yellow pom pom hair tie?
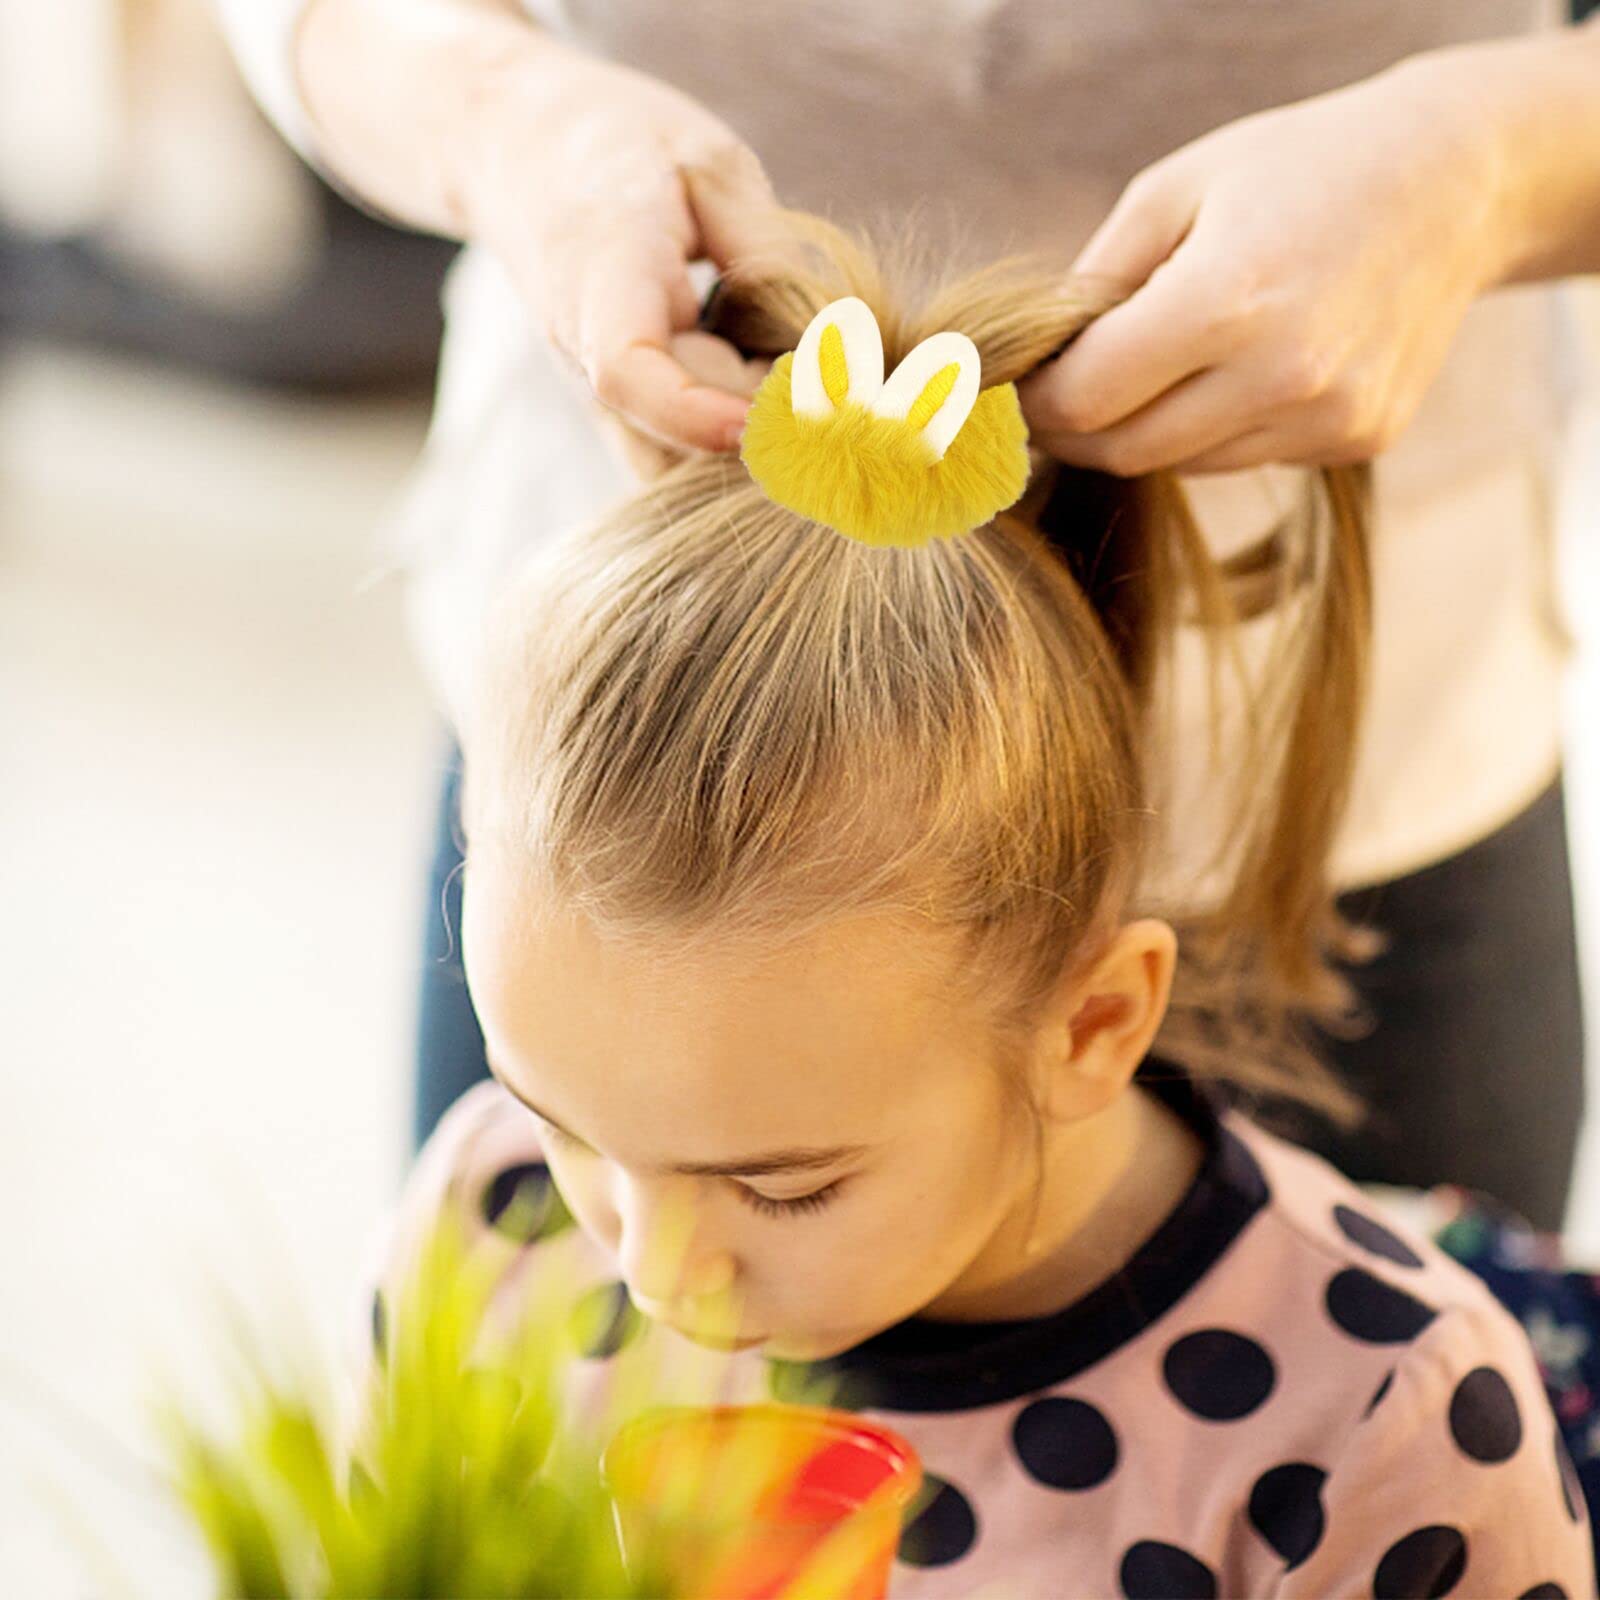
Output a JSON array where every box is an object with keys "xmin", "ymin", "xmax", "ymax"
[{"xmin": 737, "ymin": 295, "xmax": 1032, "ymax": 548}]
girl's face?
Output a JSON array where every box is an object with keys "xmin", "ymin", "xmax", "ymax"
[{"xmin": 461, "ymin": 863, "xmax": 1044, "ymax": 1362}]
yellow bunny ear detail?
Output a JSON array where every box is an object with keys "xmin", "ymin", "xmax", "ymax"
[
  {"xmin": 790, "ymin": 295, "xmax": 883, "ymax": 417},
  {"xmin": 870, "ymin": 330, "xmax": 981, "ymax": 461},
  {"xmin": 739, "ymin": 296, "xmax": 1031, "ymax": 549}
]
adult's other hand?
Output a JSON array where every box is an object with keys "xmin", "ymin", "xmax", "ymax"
[
  {"xmin": 458, "ymin": 48, "xmax": 784, "ymax": 457},
  {"xmin": 1019, "ymin": 53, "xmax": 1519, "ymax": 476}
]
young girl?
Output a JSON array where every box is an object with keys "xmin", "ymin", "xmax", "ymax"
[{"xmin": 351, "ymin": 216, "xmax": 1596, "ymax": 1598}]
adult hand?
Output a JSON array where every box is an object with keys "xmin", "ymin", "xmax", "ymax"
[
  {"xmin": 589, "ymin": 331, "xmax": 773, "ymax": 482},
  {"xmin": 1018, "ymin": 54, "xmax": 1516, "ymax": 475},
  {"xmin": 457, "ymin": 45, "xmax": 784, "ymax": 456}
]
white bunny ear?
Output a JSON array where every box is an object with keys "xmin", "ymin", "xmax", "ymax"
[
  {"xmin": 869, "ymin": 332, "xmax": 982, "ymax": 461},
  {"xmin": 789, "ymin": 296, "xmax": 885, "ymax": 418}
]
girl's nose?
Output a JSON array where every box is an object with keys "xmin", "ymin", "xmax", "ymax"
[{"xmin": 613, "ymin": 1174, "xmax": 735, "ymax": 1307}]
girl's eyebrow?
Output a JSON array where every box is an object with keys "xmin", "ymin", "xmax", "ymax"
[
  {"xmin": 673, "ymin": 1145, "xmax": 869, "ymax": 1179},
  {"xmin": 489, "ymin": 1070, "xmax": 869, "ymax": 1177}
]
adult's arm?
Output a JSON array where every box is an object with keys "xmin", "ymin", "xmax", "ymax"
[
  {"xmin": 213, "ymin": 0, "xmax": 569, "ymax": 238},
  {"xmin": 1483, "ymin": 15, "xmax": 1600, "ymax": 283},
  {"xmin": 214, "ymin": 0, "xmax": 782, "ymax": 457}
]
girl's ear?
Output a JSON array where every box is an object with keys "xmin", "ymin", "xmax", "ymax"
[
  {"xmin": 790, "ymin": 296, "xmax": 884, "ymax": 418},
  {"xmin": 1032, "ymin": 919, "xmax": 1178, "ymax": 1124}
]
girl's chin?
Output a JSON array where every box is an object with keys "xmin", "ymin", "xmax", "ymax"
[
  {"xmin": 762, "ymin": 1327, "xmax": 870, "ymax": 1362},
  {"xmin": 662, "ymin": 1320, "xmax": 767, "ymax": 1353},
  {"xmin": 660, "ymin": 1314, "xmax": 894, "ymax": 1362}
]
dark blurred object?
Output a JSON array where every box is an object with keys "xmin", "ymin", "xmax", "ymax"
[{"xmin": 0, "ymin": 175, "xmax": 455, "ymax": 394}]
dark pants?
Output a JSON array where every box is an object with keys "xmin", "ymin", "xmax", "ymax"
[
  {"xmin": 411, "ymin": 748, "xmax": 1587, "ymax": 1231},
  {"xmin": 1280, "ymin": 775, "xmax": 1587, "ymax": 1233}
]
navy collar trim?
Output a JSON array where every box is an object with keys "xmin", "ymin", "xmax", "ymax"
[{"xmin": 766, "ymin": 1064, "xmax": 1270, "ymax": 1414}]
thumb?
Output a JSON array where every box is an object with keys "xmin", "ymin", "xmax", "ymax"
[
  {"xmin": 1069, "ymin": 158, "xmax": 1199, "ymax": 287},
  {"xmin": 678, "ymin": 150, "xmax": 789, "ymax": 271}
]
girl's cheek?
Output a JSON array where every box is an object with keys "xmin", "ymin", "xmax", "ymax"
[{"xmin": 749, "ymin": 1218, "xmax": 881, "ymax": 1302}]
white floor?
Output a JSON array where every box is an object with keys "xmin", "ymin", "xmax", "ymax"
[
  {"xmin": 1, "ymin": 329, "xmax": 1598, "ymax": 1598},
  {"xmin": 0, "ymin": 344, "xmax": 438, "ymax": 1596}
]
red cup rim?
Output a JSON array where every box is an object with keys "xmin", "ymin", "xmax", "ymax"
[{"xmin": 601, "ymin": 1402, "xmax": 924, "ymax": 1527}]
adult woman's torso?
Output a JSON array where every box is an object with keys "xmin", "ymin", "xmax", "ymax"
[{"xmin": 399, "ymin": 0, "xmax": 1585, "ymax": 898}]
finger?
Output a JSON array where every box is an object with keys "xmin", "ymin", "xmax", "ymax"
[
  {"xmin": 591, "ymin": 343, "xmax": 750, "ymax": 455},
  {"xmin": 1167, "ymin": 428, "xmax": 1291, "ymax": 474},
  {"xmin": 1174, "ymin": 417, "xmax": 1385, "ymax": 473},
  {"xmin": 663, "ymin": 263, "xmax": 702, "ymax": 331},
  {"xmin": 678, "ymin": 151, "xmax": 786, "ymax": 271},
  {"xmin": 1023, "ymin": 158, "xmax": 1222, "ymax": 434},
  {"xmin": 669, "ymin": 329, "xmax": 770, "ymax": 396},
  {"xmin": 577, "ymin": 245, "xmax": 751, "ymax": 452},
  {"xmin": 1069, "ymin": 160, "xmax": 1197, "ymax": 285},
  {"xmin": 1023, "ymin": 241, "xmax": 1244, "ymax": 439},
  {"xmin": 1031, "ymin": 364, "xmax": 1270, "ymax": 477},
  {"xmin": 626, "ymin": 189, "xmax": 730, "ymax": 361}
]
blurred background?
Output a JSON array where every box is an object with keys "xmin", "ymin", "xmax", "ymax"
[{"xmin": 0, "ymin": 2, "xmax": 1597, "ymax": 1595}]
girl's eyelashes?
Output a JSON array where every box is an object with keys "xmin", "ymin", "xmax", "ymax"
[
  {"xmin": 737, "ymin": 1180, "xmax": 844, "ymax": 1220},
  {"xmin": 536, "ymin": 1113, "xmax": 846, "ymax": 1219}
]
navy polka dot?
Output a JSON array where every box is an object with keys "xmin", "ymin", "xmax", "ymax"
[
  {"xmin": 1119, "ymin": 1540, "xmax": 1217, "ymax": 1599},
  {"xmin": 1364, "ymin": 1369, "xmax": 1394, "ymax": 1418},
  {"xmin": 898, "ymin": 1474, "xmax": 978, "ymax": 1567},
  {"xmin": 371, "ymin": 1290, "xmax": 386, "ymax": 1359},
  {"xmin": 1247, "ymin": 1462, "xmax": 1326, "ymax": 1569},
  {"xmin": 1448, "ymin": 1367, "xmax": 1522, "ymax": 1463},
  {"xmin": 1333, "ymin": 1204, "xmax": 1425, "ymax": 1269},
  {"xmin": 569, "ymin": 1281, "xmax": 644, "ymax": 1360},
  {"xmin": 1012, "ymin": 1397, "xmax": 1119, "ymax": 1490},
  {"xmin": 1555, "ymin": 1426, "xmax": 1582, "ymax": 1522},
  {"xmin": 1373, "ymin": 1525, "xmax": 1467, "ymax": 1599},
  {"xmin": 482, "ymin": 1162, "xmax": 571, "ymax": 1243},
  {"xmin": 1325, "ymin": 1269, "xmax": 1437, "ymax": 1344},
  {"xmin": 1517, "ymin": 1585, "xmax": 1569, "ymax": 1599},
  {"xmin": 1163, "ymin": 1329, "xmax": 1276, "ymax": 1421}
]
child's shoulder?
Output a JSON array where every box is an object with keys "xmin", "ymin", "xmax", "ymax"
[
  {"xmin": 399, "ymin": 1078, "xmax": 603, "ymax": 1267},
  {"xmin": 1134, "ymin": 1111, "xmax": 1594, "ymax": 1592},
  {"xmin": 349, "ymin": 1081, "xmax": 609, "ymax": 1373},
  {"xmin": 1223, "ymin": 1105, "xmax": 1525, "ymax": 1334},
  {"xmin": 415, "ymin": 1076, "xmax": 554, "ymax": 1214},
  {"xmin": 1209, "ymin": 1107, "xmax": 1571, "ymax": 1453}
]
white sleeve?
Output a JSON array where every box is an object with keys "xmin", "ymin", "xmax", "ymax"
[{"xmin": 212, "ymin": 0, "xmax": 320, "ymax": 161}]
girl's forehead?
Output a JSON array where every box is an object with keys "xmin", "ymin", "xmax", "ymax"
[
  {"xmin": 468, "ymin": 883, "xmax": 997, "ymax": 1138},
  {"xmin": 471, "ymin": 870, "xmax": 971, "ymax": 1017}
]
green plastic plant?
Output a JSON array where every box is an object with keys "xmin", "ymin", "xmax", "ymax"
[
  {"xmin": 152, "ymin": 1180, "xmax": 896, "ymax": 1600},
  {"xmin": 156, "ymin": 1200, "xmax": 675, "ymax": 1599}
]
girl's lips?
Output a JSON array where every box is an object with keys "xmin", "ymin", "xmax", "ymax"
[{"xmin": 631, "ymin": 1290, "xmax": 761, "ymax": 1351}]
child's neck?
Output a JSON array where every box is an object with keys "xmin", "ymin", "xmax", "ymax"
[{"xmin": 919, "ymin": 1082, "xmax": 1206, "ymax": 1324}]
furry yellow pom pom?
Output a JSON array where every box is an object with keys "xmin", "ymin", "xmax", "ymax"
[{"xmin": 739, "ymin": 351, "xmax": 1032, "ymax": 548}]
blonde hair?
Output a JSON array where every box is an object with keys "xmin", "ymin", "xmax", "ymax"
[{"xmin": 464, "ymin": 201, "xmax": 1373, "ymax": 1131}]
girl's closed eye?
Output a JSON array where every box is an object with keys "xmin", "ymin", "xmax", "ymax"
[
  {"xmin": 533, "ymin": 1109, "xmax": 846, "ymax": 1218},
  {"xmin": 737, "ymin": 1180, "xmax": 845, "ymax": 1219}
]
